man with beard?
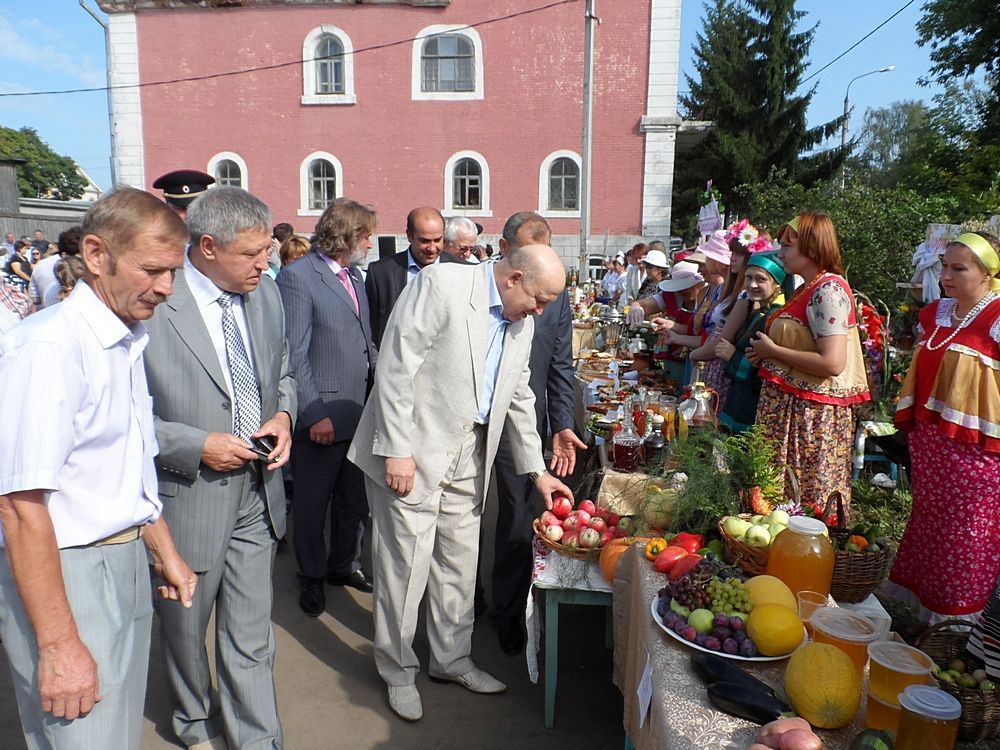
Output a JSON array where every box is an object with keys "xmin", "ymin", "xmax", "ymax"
[
  {"xmin": 143, "ymin": 186, "xmax": 296, "ymax": 750},
  {"xmin": 276, "ymin": 198, "xmax": 379, "ymax": 616}
]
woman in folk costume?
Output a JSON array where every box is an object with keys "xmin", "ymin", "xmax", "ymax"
[
  {"xmin": 887, "ymin": 231, "xmax": 1000, "ymax": 623},
  {"xmin": 746, "ymin": 212, "xmax": 870, "ymax": 508}
]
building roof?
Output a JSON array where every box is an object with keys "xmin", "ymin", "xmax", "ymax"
[{"xmin": 97, "ymin": 0, "xmax": 448, "ymax": 11}]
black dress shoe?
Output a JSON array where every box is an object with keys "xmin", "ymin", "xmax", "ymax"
[
  {"xmin": 299, "ymin": 578, "xmax": 326, "ymax": 617},
  {"xmin": 327, "ymin": 569, "xmax": 373, "ymax": 593},
  {"xmin": 496, "ymin": 619, "xmax": 525, "ymax": 655}
]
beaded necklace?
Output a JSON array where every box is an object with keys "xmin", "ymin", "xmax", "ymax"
[{"xmin": 923, "ymin": 291, "xmax": 998, "ymax": 351}]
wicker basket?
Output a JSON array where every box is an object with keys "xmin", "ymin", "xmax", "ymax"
[
  {"xmin": 532, "ymin": 519, "xmax": 602, "ymax": 561},
  {"xmin": 717, "ymin": 514, "xmax": 769, "ymax": 575},
  {"xmin": 819, "ymin": 492, "xmax": 893, "ymax": 603},
  {"xmin": 916, "ymin": 619, "xmax": 1000, "ymax": 743}
]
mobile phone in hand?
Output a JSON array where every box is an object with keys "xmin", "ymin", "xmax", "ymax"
[{"xmin": 249, "ymin": 435, "xmax": 278, "ymax": 462}]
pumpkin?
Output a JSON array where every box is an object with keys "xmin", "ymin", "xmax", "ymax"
[
  {"xmin": 784, "ymin": 643, "xmax": 861, "ymax": 729},
  {"xmin": 599, "ymin": 539, "xmax": 632, "ymax": 583}
]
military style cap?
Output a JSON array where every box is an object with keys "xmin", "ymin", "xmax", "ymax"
[{"xmin": 152, "ymin": 169, "xmax": 215, "ymax": 208}]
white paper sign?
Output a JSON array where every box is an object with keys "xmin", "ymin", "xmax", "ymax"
[{"xmin": 637, "ymin": 651, "xmax": 653, "ymax": 728}]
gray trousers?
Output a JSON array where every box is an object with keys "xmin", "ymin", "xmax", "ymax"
[
  {"xmin": 155, "ymin": 469, "xmax": 282, "ymax": 749},
  {"xmin": 0, "ymin": 537, "xmax": 152, "ymax": 750},
  {"xmin": 369, "ymin": 426, "xmax": 485, "ymax": 686}
]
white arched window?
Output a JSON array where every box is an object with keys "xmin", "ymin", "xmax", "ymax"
[
  {"xmin": 443, "ymin": 150, "xmax": 491, "ymax": 218},
  {"xmin": 538, "ymin": 150, "xmax": 582, "ymax": 218},
  {"xmin": 207, "ymin": 152, "xmax": 248, "ymax": 190},
  {"xmin": 412, "ymin": 25, "xmax": 484, "ymax": 101},
  {"xmin": 302, "ymin": 25, "xmax": 356, "ymax": 105},
  {"xmin": 298, "ymin": 151, "xmax": 344, "ymax": 217}
]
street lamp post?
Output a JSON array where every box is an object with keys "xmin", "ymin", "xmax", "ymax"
[{"xmin": 841, "ymin": 65, "xmax": 895, "ymax": 188}]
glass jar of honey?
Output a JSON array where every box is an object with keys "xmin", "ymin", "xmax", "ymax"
[
  {"xmin": 895, "ymin": 685, "xmax": 961, "ymax": 750},
  {"xmin": 765, "ymin": 516, "xmax": 835, "ymax": 599}
]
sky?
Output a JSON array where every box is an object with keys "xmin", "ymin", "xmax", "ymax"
[{"xmin": 0, "ymin": 0, "xmax": 941, "ymax": 192}]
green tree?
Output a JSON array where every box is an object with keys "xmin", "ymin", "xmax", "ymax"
[
  {"xmin": 849, "ymin": 100, "xmax": 928, "ymax": 188},
  {"xmin": 673, "ymin": 0, "xmax": 845, "ymax": 236},
  {"xmin": 0, "ymin": 127, "xmax": 87, "ymax": 201}
]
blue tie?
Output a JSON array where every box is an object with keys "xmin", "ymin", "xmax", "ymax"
[{"xmin": 217, "ymin": 293, "xmax": 261, "ymax": 441}]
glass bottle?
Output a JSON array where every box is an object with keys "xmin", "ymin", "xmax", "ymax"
[
  {"xmin": 612, "ymin": 408, "xmax": 642, "ymax": 472},
  {"xmin": 766, "ymin": 516, "xmax": 835, "ymax": 599}
]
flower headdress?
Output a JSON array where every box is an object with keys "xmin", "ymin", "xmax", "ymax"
[{"xmin": 724, "ymin": 219, "xmax": 774, "ymax": 254}]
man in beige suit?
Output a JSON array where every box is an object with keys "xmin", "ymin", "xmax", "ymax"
[{"xmin": 348, "ymin": 244, "xmax": 572, "ymax": 721}]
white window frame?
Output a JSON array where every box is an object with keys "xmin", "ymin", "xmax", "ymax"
[
  {"xmin": 538, "ymin": 149, "xmax": 582, "ymax": 219},
  {"xmin": 298, "ymin": 151, "xmax": 344, "ymax": 217},
  {"xmin": 443, "ymin": 150, "xmax": 491, "ymax": 218},
  {"xmin": 412, "ymin": 25, "xmax": 484, "ymax": 101},
  {"xmin": 301, "ymin": 25, "xmax": 356, "ymax": 106},
  {"xmin": 207, "ymin": 151, "xmax": 249, "ymax": 191}
]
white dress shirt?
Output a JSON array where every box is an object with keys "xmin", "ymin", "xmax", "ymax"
[
  {"xmin": 27, "ymin": 254, "xmax": 60, "ymax": 308},
  {"xmin": 0, "ymin": 281, "xmax": 161, "ymax": 548},
  {"xmin": 183, "ymin": 253, "xmax": 257, "ymax": 433}
]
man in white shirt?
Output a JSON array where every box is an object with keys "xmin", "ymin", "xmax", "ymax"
[
  {"xmin": 1, "ymin": 231, "xmax": 15, "ymax": 260},
  {"xmin": 621, "ymin": 242, "xmax": 649, "ymax": 303},
  {"xmin": 0, "ymin": 188, "xmax": 197, "ymax": 749}
]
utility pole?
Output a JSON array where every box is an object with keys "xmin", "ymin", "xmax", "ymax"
[
  {"xmin": 578, "ymin": 0, "xmax": 597, "ymax": 279},
  {"xmin": 79, "ymin": 0, "xmax": 118, "ymax": 187}
]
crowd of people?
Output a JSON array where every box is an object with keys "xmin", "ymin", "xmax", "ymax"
[{"xmin": 1, "ymin": 171, "xmax": 1000, "ymax": 749}]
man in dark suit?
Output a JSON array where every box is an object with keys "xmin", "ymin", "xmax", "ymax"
[
  {"xmin": 491, "ymin": 212, "xmax": 586, "ymax": 655},
  {"xmin": 143, "ymin": 187, "xmax": 296, "ymax": 749},
  {"xmin": 276, "ymin": 199, "xmax": 379, "ymax": 617},
  {"xmin": 364, "ymin": 206, "xmax": 443, "ymax": 347}
]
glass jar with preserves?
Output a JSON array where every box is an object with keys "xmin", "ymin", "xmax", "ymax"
[
  {"xmin": 765, "ymin": 516, "xmax": 835, "ymax": 599},
  {"xmin": 895, "ymin": 685, "xmax": 961, "ymax": 750}
]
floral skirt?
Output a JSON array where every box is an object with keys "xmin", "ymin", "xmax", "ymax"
[
  {"xmin": 702, "ymin": 357, "xmax": 731, "ymax": 407},
  {"xmin": 755, "ymin": 381, "xmax": 855, "ymax": 507},
  {"xmin": 888, "ymin": 422, "xmax": 1000, "ymax": 618}
]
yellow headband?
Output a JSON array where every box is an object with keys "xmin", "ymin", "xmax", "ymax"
[{"xmin": 955, "ymin": 232, "xmax": 1000, "ymax": 292}]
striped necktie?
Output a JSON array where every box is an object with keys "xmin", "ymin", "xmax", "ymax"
[{"xmin": 217, "ymin": 293, "xmax": 261, "ymax": 441}]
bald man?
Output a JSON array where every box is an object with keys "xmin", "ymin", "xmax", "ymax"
[
  {"xmin": 348, "ymin": 245, "xmax": 573, "ymax": 722},
  {"xmin": 364, "ymin": 207, "xmax": 444, "ymax": 348}
]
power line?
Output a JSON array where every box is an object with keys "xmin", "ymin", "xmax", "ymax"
[
  {"xmin": 0, "ymin": 0, "xmax": 578, "ymax": 99},
  {"xmin": 800, "ymin": 0, "xmax": 915, "ymax": 85}
]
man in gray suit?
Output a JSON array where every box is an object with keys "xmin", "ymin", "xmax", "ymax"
[
  {"xmin": 348, "ymin": 245, "xmax": 573, "ymax": 722},
  {"xmin": 144, "ymin": 187, "xmax": 296, "ymax": 750},
  {"xmin": 276, "ymin": 198, "xmax": 378, "ymax": 617}
]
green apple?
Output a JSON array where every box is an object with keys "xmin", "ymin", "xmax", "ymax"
[
  {"xmin": 723, "ymin": 516, "xmax": 752, "ymax": 539},
  {"xmin": 688, "ymin": 608, "xmax": 715, "ymax": 634},
  {"xmin": 670, "ymin": 598, "xmax": 691, "ymax": 618},
  {"xmin": 768, "ymin": 523, "xmax": 787, "ymax": 542},
  {"xmin": 745, "ymin": 525, "xmax": 771, "ymax": 548},
  {"xmin": 768, "ymin": 509, "xmax": 790, "ymax": 525},
  {"xmin": 750, "ymin": 514, "xmax": 765, "ymax": 525}
]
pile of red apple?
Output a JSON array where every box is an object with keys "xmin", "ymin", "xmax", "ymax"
[{"xmin": 539, "ymin": 497, "xmax": 635, "ymax": 550}]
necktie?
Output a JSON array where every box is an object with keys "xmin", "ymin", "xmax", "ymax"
[
  {"xmin": 217, "ymin": 293, "xmax": 262, "ymax": 441},
  {"xmin": 337, "ymin": 267, "xmax": 360, "ymax": 315}
]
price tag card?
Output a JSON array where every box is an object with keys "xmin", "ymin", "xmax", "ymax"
[{"xmin": 637, "ymin": 651, "xmax": 653, "ymax": 728}]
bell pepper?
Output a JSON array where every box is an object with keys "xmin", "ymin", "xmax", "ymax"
[
  {"xmin": 670, "ymin": 531, "xmax": 704, "ymax": 555},
  {"xmin": 848, "ymin": 534, "xmax": 869, "ymax": 551},
  {"xmin": 644, "ymin": 538, "xmax": 668, "ymax": 560},
  {"xmin": 654, "ymin": 546, "xmax": 689, "ymax": 574},
  {"xmin": 668, "ymin": 553, "xmax": 703, "ymax": 581}
]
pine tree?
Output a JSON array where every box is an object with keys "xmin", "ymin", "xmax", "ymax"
[{"xmin": 673, "ymin": 0, "xmax": 845, "ymax": 233}]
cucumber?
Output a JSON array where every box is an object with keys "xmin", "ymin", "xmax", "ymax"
[
  {"xmin": 849, "ymin": 728, "xmax": 894, "ymax": 750},
  {"xmin": 706, "ymin": 681, "xmax": 787, "ymax": 724},
  {"xmin": 690, "ymin": 652, "xmax": 783, "ymax": 702}
]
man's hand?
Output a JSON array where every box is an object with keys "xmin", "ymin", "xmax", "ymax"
[
  {"xmin": 254, "ymin": 411, "xmax": 292, "ymax": 471},
  {"xmin": 626, "ymin": 306, "xmax": 645, "ymax": 325},
  {"xmin": 650, "ymin": 316, "xmax": 675, "ymax": 333},
  {"xmin": 152, "ymin": 553, "xmax": 198, "ymax": 608},
  {"xmin": 549, "ymin": 429, "xmax": 587, "ymax": 477},
  {"xmin": 37, "ymin": 636, "xmax": 101, "ymax": 720},
  {"xmin": 714, "ymin": 338, "xmax": 736, "ymax": 362},
  {"xmin": 534, "ymin": 473, "xmax": 574, "ymax": 510},
  {"xmin": 201, "ymin": 433, "xmax": 256, "ymax": 472},
  {"xmin": 309, "ymin": 417, "xmax": 335, "ymax": 446},
  {"xmin": 384, "ymin": 456, "xmax": 416, "ymax": 498}
]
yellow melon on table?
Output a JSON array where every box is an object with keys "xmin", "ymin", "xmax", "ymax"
[
  {"xmin": 746, "ymin": 603, "xmax": 804, "ymax": 656},
  {"xmin": 744, "ymin": 574, "xmax": 797, "ymax": 612},
  {"xmin": 784, "ymin": 642, "xmax": 862, "ymax": 729}
]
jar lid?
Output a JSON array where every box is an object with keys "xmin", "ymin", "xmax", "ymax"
[
  {"xmin": 867, "ymin": 641, "xmax": 934, "ymax": 675},
  {"xmin": 787, "ymin": 516, "xmax": 828, "ymax": 536},
  {"xmin": 898, "ymin": 684, "xmax": 961, "ymax": 721},
  {"xmin": 811, "ymin": 608, "xmax": 878, "ymax": 642}
]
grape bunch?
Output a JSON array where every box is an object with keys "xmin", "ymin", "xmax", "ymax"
[
  {"xmin": 670, "ymin": 575, "xmax": 711, "ymax": 610},
  {"xmin": 706, "ymin": 577, "xmax": 752, "ymax": 615}
]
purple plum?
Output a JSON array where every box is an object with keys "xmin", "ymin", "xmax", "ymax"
[
  {"xmin": 704, "ymin": 636, "xmax": 721, "ymax": 652},
  {"xmin": 722, "ymin": 638, "xmax": 738, "ymax": 655}
]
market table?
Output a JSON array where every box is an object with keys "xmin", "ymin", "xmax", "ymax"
[{"xmin": 612, "ymin": 544, "xmax": 867, "ymax": 750}]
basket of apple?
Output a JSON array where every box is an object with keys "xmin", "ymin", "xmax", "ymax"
[
  {"xmin": 534, "ymin": 497, "xmax": 636, "ymax": 561},
  {"xmin": 717, "ymin": 509, "xmax": 793, "ymax": 576}
]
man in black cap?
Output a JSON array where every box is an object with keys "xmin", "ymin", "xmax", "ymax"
[{"xmin": 152, "ymin": 170, "xmax": 216, "ymax": 219}]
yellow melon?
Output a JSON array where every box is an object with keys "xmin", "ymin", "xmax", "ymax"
[
  {"xmin": 746, "ymin": 603, "xmax": 804, "ymax": 656},
  {"xmin": 744, "ymin": 575, "xmax": 797, "ymax": 612},
  {"xmin": 784, "ymin": 643, "xmax": 862, "ymax": 729}
]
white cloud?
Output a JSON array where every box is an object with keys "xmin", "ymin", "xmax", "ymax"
[{"xmin": 0, "ymin": 13, "xmax": 106, "ymax": 89}]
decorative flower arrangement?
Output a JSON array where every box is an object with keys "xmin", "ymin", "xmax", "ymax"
[
  {"xmin": 724, "ymin": 218, "xmax": 775, "ymax": 254},
  {"xmin": 698, "ymin": 185, "xmax": 724, "ymax": 212},
  {"xmin": 855, "ymin": 292, "xmax": 911, "ymax": 421}
]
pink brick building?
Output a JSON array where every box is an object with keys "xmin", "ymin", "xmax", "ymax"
[{"xmin": 100, "ymin": 0, "xmax": 691, "ymax": 262}]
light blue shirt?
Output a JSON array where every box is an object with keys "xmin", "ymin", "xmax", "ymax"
[
  {"xmin": 476, "ymin": 264, "xmax": 508, "ymax": 423},
  {"xmin": 406, "ymin": 249, "xmax": 438, "ymax": 283}
]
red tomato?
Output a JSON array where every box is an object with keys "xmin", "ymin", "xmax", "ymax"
[{"xmin": 653, "ymin": 546, "xmax": 689, "ymax": 574}]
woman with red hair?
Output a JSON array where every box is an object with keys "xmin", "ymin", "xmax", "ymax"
[{"xmin": 747, "ymin": 212, "xmax": 870, "ymax": 509}]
